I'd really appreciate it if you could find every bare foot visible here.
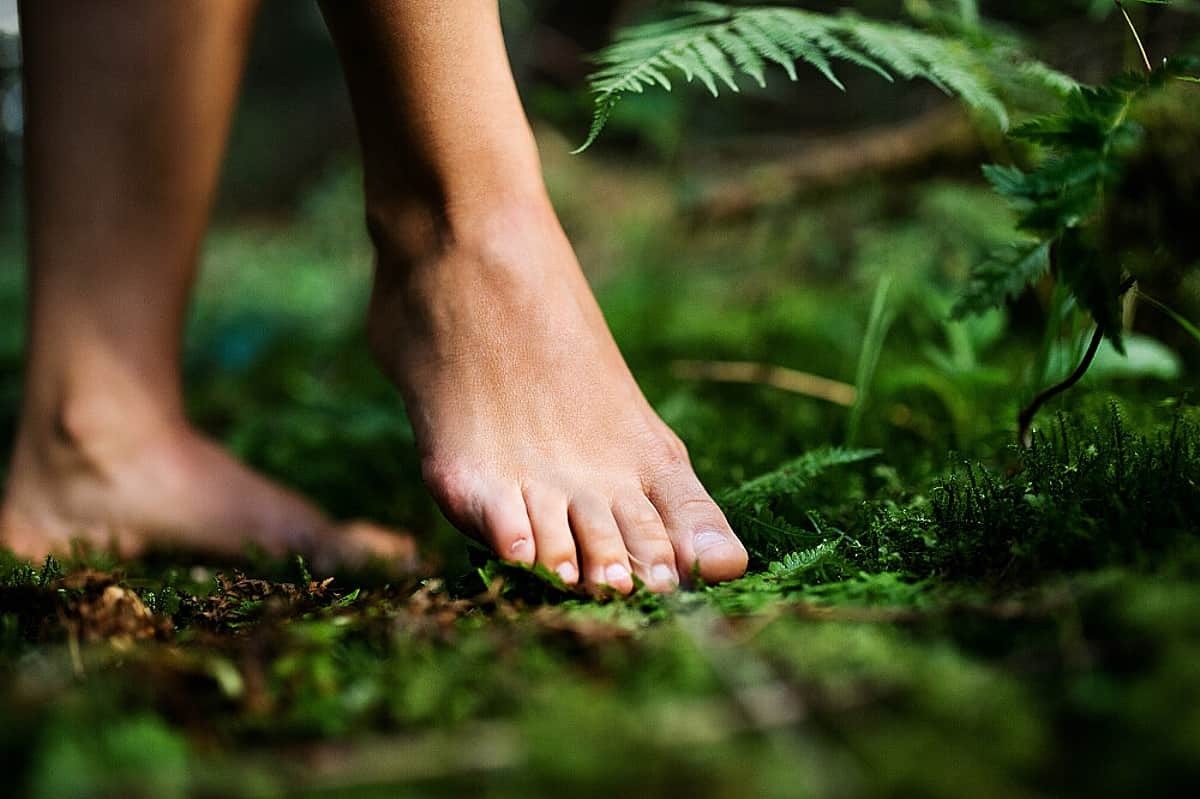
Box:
[0,399,415,571]
[367,197,748,594]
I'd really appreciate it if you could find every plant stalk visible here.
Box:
[1115,1,1154,73]
[1017,277,1137,447]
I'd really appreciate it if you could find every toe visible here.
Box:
[647,470,748,584]
[478,481,537,565]
[568,492,634,594]
[424,462,536,564]
[612,492,679,592]
[523,484,579,586]
[317,521,419,573]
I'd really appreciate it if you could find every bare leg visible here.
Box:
[320,1,747,591]
[1,0,412,567]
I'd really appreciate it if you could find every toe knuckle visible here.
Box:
[581,533,627,563]
[658,429,689,462]
[678,495,723,518]
[643,429,690,472]
[626,508,666,537]
[420,457,478,514]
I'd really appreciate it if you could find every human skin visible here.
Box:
[0,0,748,591]
[0,0,412,570]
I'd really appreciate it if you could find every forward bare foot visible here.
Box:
[367,196,748,594]
[0,399,415,571]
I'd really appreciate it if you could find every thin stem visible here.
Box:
[847,273,894,448]
[958,0,980,28]
[1017,326,1104,448]
[1115,1,1154,73]
[1017,277,1137,448]
[1137,289,1200,346]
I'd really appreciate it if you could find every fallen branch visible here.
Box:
[689,104,981,222]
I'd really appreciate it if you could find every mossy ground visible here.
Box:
[2,137,1198,797]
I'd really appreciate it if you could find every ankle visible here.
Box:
[16,387,185,474]
[364,177,556,270]
[367,192,570,351]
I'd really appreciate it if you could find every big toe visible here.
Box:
[689,527,747,582]
[648,472,748,584]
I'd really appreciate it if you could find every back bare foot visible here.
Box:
[9,0,412,574]
[1,400,415,571]
[367,197,748,593]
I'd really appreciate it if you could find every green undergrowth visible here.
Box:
[3,405,1200,797]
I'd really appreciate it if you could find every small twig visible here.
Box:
[1115,0,1154,73]
[671,359,857,406]
[1017,277,1137,447]
[672,359,929,436]
[59,609,85,679]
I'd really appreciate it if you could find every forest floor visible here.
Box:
[2,138,1198,798]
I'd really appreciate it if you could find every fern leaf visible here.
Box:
[574,3,1023,153]
[716,447,878,559]
[765,541,839,584]
[711,25,767,87]
[758,10,847,90]
[847,18,1008,124]
[717,447,880,514]
[730,16,797,81]
[953,56,1200,348]
[694,37,741,93]
[799,13,893,84]
[1057,228,1126,353]
[661,48,701,85]
[952,240,1052,319]
[575,96,619,154]
[641,63,674,92]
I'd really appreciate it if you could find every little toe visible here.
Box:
[568,493,634,594]
[648,471,748,584]
[523,484,579,586]
[612,492,679,592]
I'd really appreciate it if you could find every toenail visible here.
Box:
[510,538,531,556]
[555,562,578,584]
[652,563,677,585]
[693,531,730,556]
[605,563,631,585]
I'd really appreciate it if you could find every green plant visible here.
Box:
[573,1,1071,152]
[955,2,1198,440]
[715,445,879,561]
[577,1,1200,442]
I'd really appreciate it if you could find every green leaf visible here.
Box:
[1056,228,1125,353]
[574,3,1027,152]
[1137,291,1200,346]
[953,240,1052,318]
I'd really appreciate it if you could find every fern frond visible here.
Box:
[766,541,839,583]
[715,447,877,561]
[574,2,1029,152]
[717,447,880,516]
[953,240,1052,319]
[955,50,1199,347]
